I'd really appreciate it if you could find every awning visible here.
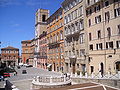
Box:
[47,64,52,68]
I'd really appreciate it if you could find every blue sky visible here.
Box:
[0,0,64,53]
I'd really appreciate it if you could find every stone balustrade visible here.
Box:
[71,71,120,79]
[32,75,71,89]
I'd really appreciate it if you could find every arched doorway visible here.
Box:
[54,63,56,71]
[115,61,120,72]
[100,62,104,77]
[73,63,75,74]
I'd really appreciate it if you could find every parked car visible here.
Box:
[22,70,27,74]
[3,73,10,78]
[0,75,4,81]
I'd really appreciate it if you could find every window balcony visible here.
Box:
[48,41,60,49]
[65,29,80,38]
[86,0,101,8]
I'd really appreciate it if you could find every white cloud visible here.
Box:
[26,0,49,6]
[0,0,21,7]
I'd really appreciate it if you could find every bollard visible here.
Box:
[85,72,88,78]
[118,71,120,79]
[80,72,82,78]
[91,73,94,78]
[37,76,39,82]
[64,75,66,82]
[50,76,53,83]
[71,72,73,77]
[75,72,77,77]
[99,72,102,78]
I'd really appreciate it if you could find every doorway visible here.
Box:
[100,62,104,76]
[116,61,120,71]
[73,63,75,74]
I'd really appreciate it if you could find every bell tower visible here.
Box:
[34,9,49,67]
[35,9,49,38]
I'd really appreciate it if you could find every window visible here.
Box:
[106,41,113,49]
[95,15,101,24]
[65,51,68,57]
[78,6,83,16]
[114,7,120,17]
[59,12,62,19]
[107,27,111,38]
[116,41,120,48]
[87,0,90,5]
[88,19,91,27]
[77,64,79,68]
[105,1,109,7]
[118,24,120,35]
[71,11,74,20]
[69,51,71,56]
[76,50,79,57]
[75,22,79,31]
[94,4,100,12]
[90,44,93,50]
[42,15,46,22]
[68,14,71,22]
[86,8,92,16]
[97,30,101,39]
[80,33,84,44]
[89,33,92,41]
[105,11,110,22]
[90,66,94,74]
[60,31,63,40]
[64,16,68,24]
[79,19,84,30]
[80,49,85,56]
[96,43,102,50]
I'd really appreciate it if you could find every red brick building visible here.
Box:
[38,31,47,69]
[1,46,19,67]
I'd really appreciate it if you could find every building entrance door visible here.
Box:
[73,63,75,74]
[100,63,104,77]
[116,61,120,71]
[54,63,56,71]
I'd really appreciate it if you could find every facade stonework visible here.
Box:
[47,8,64,72]
[1,46,19,67]
[62,0,88,75]
[34,9,49,67]
[38,31,47,69]
[21,40,35,65]
[86,0,120,75]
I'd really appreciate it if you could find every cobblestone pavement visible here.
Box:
[38,82,119,90]
[0,66,61,90]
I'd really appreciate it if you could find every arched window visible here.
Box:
[60,31,63,40]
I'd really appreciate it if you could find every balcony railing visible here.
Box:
[48,41,60,48]
[86,0,101,8]
[65,27,84,37]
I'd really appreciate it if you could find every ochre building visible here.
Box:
[47,8,64,72]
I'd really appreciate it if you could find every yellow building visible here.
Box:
[47,8,64,72]
[86,0,120,75]
[61,0,88,75]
